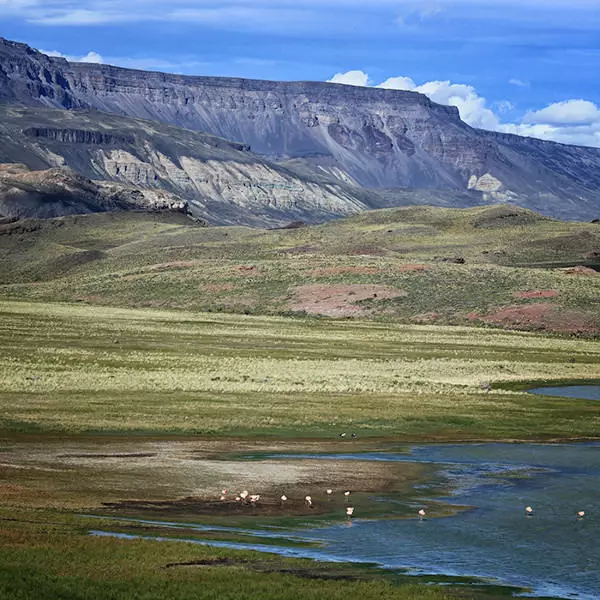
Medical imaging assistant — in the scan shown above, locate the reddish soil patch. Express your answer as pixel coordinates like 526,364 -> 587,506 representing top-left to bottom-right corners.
514,290 -> 559,299
559,266 -> 600,277
468,303 -> 599,335
398,264 -> 429,272
289,284 -> 407,317
307,266 -> 381,277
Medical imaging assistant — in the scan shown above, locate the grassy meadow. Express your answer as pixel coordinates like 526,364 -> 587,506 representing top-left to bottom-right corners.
1,299 -> 599,439
1,205 -> 599,333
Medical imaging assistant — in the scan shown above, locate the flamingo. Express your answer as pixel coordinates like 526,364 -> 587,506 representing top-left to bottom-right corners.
305,495 -> 313,507
577,511 -> 585,519
219,495 -> 226,501
525,506 -> 534,516
240,490 -> 249,502
280,494 -> 288,506
326,489 -> 333,496
344,491 -> 351,501
346,506 -> 354,517
418,508 -> 426,520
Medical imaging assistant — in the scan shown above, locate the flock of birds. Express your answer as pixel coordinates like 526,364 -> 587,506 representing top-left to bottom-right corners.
217,487 -> 358,517
215,491 -> 587,522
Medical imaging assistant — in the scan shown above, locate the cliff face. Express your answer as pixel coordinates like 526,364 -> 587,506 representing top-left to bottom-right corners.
2,37 -> 600,221
0,105 -> 374,225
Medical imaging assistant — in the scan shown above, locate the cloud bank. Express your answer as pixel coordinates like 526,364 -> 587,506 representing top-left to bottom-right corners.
327,70 -> 600,148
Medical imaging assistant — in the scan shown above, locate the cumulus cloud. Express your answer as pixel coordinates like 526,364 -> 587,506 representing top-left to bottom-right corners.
327,70 -> 371,87
326,70 -> 600,148
379,74 -> 501,130
523,99 -> 600,126
504,100 -> 600,146
41,49 -> 104,63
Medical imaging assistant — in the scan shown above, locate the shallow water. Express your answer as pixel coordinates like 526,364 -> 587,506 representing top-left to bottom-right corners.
94,443 -> 600,599
529,385 -> 600,401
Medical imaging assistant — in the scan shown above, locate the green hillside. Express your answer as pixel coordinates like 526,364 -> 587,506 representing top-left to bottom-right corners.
2,204 -> 599,335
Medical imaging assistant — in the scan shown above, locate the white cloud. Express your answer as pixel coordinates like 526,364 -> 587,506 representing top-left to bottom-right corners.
41,49 -> 104,63
326,70 -> 600,148
327,70 -> 371,87
378,75 -> 501,130
509,78 -> 528,87
523,99 -> 600,126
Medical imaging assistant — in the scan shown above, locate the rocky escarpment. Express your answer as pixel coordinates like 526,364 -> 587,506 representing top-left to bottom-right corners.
0,163 -> 189,219
0,105 -> 374,225
2,37 -> 600,221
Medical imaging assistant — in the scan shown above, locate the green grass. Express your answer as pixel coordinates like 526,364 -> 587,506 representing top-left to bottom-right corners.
1,206 -> 599,333
0,508 -> 535,600
1,300 -> 599,440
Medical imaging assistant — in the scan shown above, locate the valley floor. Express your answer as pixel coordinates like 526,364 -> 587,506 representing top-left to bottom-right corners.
1,300 -> 598,599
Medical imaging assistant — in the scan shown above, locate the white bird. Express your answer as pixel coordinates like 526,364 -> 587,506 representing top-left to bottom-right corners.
305,495 -> 312,506
219,495 -> 226,501
525,506 -> 534,516
240,490 -> 249,500
326,489 -> 333,495
344,491 -> 351,501
418,508 -> 426,520
346,506 -> 354,517
281,494 -> 288,502
235,497 -> 241,502
577,511 -> 585,519
221,489 -> 227,495
250,494 -> 260,503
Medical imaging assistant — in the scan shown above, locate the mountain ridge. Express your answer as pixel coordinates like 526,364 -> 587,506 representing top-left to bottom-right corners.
1,37 -> 600,222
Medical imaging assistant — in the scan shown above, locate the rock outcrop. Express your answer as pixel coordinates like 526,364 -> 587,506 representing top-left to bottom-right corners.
0,105 -> 374,225
1,37 -> 600,221
0,163 -> 190,219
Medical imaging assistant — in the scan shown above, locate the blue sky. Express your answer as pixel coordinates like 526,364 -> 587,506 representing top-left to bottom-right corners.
1,0 -> 599,146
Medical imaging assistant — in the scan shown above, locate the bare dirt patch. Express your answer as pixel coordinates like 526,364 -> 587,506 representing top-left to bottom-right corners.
0,438 -> 424,514
398,264 -> 429,272
289,284 -> 407,317
514,290 -> 559,299
468,303 -> 599,335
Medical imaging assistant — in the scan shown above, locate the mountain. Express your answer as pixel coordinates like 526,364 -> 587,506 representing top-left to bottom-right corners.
1,37 -> 600,221
0,105 -> 379,226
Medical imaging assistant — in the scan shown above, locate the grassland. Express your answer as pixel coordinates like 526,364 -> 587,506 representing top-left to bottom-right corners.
1,205 -> 599,334
1,300 -> 600,439
2,204 -> 600,599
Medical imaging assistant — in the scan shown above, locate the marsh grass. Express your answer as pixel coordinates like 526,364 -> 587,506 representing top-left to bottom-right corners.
1,300 -> 599,439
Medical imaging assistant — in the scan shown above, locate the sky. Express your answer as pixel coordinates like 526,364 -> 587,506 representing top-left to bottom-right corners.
1,0 -> 599,147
